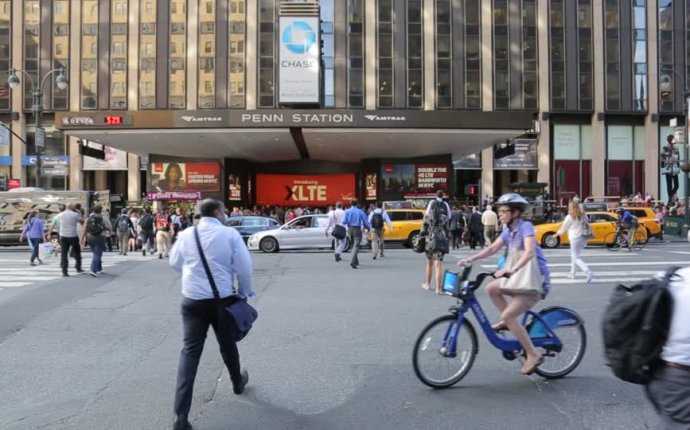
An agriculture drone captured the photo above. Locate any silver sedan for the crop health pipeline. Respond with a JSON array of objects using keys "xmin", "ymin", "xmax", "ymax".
[{"xmin": 247, "ymin": 214, "xmax": 348, "ymax": 253}]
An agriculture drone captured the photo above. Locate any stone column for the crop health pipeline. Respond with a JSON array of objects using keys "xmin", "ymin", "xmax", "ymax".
[
  {"xmin": 480, "ymin": 0, "xmax": 494, "ymax": 197},
  {"xmin": 645, "ymin": 0, "xmax": 659, "ymax": 198},
  {"xmin": 536, "ymin": 0, "xmax": 550, "ymax": 186},
  {"xmin": 245, "ymin": 0, "xmax": 258, "ymax": 109},
  {"xmin": 423, "ymin": 0, "xmax": 435, "ymax": 111},
  {"xmin": 127, "ymin": 153, "xmax": 140, "ymax": 202}
]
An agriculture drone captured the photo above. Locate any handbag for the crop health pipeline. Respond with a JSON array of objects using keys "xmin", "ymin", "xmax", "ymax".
[
  {"xmin": 500, "ymin": 246, "xmax": 544, "ymax": 295},
  {"xmin": 581, "ymin": 217, "xmax": 594, "ymax": 238},
  {"xmin": 413, "ymin": 235, "xmax": 426, "ymax": 253},
  {"xmin": 193, "ymin": 227, "xmax": 258, "ymax": 342},
  {"xmin": 331, "ymin": 224, "xmax": 346, "ymax": 240}
]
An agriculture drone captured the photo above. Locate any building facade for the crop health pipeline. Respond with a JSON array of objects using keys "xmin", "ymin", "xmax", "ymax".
[{"xmin": 0, "ymin": 0, "xmax": 686, "ymax": 206}]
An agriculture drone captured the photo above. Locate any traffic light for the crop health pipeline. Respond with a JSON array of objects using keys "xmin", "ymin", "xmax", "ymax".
[{"xmin": 464, "ymin": 184, "xmax": 478, "ymax": 195}]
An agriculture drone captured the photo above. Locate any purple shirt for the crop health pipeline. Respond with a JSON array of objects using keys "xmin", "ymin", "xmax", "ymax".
[
  {"xmin": 499, "ymin": 220, "xmax": 551, "ymax": 291},
  {"xmin": 22, "ymin": 217, "xmax": 45, "ymax": 239}
]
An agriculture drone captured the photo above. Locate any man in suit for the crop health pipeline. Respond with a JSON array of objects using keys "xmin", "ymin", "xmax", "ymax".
[
  {"xmin": 468, "ymin": 206, "xmax": 483, "ymax": 250},
  {"xmin": 449, "ymin": 206, "xmax": 464, "ymax": 250}
]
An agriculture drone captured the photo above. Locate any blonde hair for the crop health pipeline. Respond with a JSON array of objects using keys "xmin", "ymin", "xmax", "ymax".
[{"xmin": 568, "ymin": 201, "xmax": 584, "ymax": 220}]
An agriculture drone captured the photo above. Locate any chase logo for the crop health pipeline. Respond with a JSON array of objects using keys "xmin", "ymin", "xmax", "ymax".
[{"xmin": 282, "ymin": 21, "xmax": 316, "ymax": 54}]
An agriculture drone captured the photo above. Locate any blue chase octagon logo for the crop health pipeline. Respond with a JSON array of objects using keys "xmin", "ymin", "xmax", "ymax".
[{"xmin": 282, "ymin": 20, "xmax": 317, "ymax": 54}]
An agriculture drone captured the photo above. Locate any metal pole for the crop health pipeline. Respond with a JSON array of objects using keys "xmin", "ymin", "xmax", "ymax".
[
  {"xmin": 685, "ymin": 92, "xmax": 690, "ymax": 229},
  {"xmin": 33, "ymin": 91, "xmax": 41, "ymax": 188}
]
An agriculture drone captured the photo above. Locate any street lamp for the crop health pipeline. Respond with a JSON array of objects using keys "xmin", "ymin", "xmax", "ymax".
[{"xmin": 6, "ymin": 67, "xmax": 69, "ymax": 188}]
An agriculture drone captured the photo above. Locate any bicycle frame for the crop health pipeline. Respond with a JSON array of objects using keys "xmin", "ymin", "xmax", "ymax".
[{"xmin": 443, "ymin": 292, "xmax": 563, "ymax": 355}]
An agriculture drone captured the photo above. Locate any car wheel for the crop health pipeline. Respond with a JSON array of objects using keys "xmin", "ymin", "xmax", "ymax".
[
  {"xmin": 407, "ymin": 230, "xmax": 421, "ymax": 248},
  {"xmin": 542, "ymin": 233, "xmax": 560, "ymax": 248},
  {"xmin": 259, "ymin": 237, "xmax": 279, "ymax": 253}
]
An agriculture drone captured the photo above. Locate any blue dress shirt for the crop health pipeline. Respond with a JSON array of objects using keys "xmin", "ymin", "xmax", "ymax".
[
  {"xmin": 343, "ymin": 207, "xmax": 371, "ymax": 230},
  {"xmin": 22, "ymin": 217, "xmax": 45, "ymax": 239},
  {"xmin": 170, "ymin": 217, "xmax": 255, "ymax": 300}
]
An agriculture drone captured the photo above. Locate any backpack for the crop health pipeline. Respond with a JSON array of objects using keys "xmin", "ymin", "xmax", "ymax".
[
  {"xmin": 371, "ymin": 211, "xmax": 384, "ymax": 229},
  {"xmin": 432, "ymin": 201, "xmax": 447, "ymax": 227},
  {"xmin": 157, "ymin": 215, "xmax": 170, "ymax": 231},
  {"xmin": 86, "ymin": 214, "xmax": 105, "ymax": 235},
  {"xmin": 117, "ymin": 216, "xmax": 130, "ymax": 233},
  {"xmin": 602, "ymin": 267, "xmax": 678, "ymax": 384},
  {"xmin": 140, "ymin": 214, "xmax": 154, "ymax": 231}
]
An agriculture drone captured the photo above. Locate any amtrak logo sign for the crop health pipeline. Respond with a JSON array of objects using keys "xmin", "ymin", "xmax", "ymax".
[
  {"xmin": 281, "ymin": 21, "xmax": 316, "ymax": 55},
  {"xmin": 278, "ymin": 16, "xmax": 320, "ymax": 105}
]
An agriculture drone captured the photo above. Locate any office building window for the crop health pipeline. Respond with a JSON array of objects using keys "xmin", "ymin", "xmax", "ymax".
[
  {"xmin": 198, "ymin": 0, "xmax": 216, "ymax": 108},
  {"xmin": 80, "ymin": 0, "xmax": 98, "ymax": 109},
  {"xmin": 436, "ymin": 0, "xmax": 451, "ymax": 109},
  {"xmin": 522, "ymin": 0, "xmax": 537, "ymax": 109},
  {"xmin": 52, "ymin": 1, "xmax": 69, "ymax": 110},
  {"xmin": 465, "ymin": 0, "xmax": 481, "ymax": 109},
  {"xmin": 632, "ymin": 0, "xmax": 646, "ymax": 111},
  {"xmin": 0, "ymin": 0, "xmax": 9, "ymax": 111},
  {"xmin": 110, "ymin": 0, "xmax": 127, "ymax": 109},
  {"xmin": 322, "ymin": 0, "xmax": 335, "ymax": 107},
  {"xmin": 377, "ymin": 0, "xmax": 393, "ymax": 107},
  {"xmin": 493, "ymin": 0, "xmax": 509, "ymax": 109},
  {"xmin": 258, "ymin": 0, "xmax": 275, "ymax": 107},
  {"xmin": 228, "ymin": 0, "xmax": 246, "ymax": 107},
  {"xmin": 23, "ymin": 1, "xmax": 40, "ymax": 110},
  {"xmin": 407, "ymin": 0, "xmax": 422, "ymax": 108},
  {"xmin": 659, "ymin": 0, "xmax": 674, "ymax": 112},
  {"xmin": 604, "ymin": 0, "xmax": 620, "ymax": 110},
  {"xmin": 139, "ymin": 0, "xmax": 156, "ymax": 109},
  {"xmin": 578, "ymin": 0, "xmax": 593, "ymax": 110},
  {"xmin": 169, "ymin": 0, "xmax": 187, "ymax": 108},
  {"xmin": 347, "ymin": 0, "xmax": 364, "ymax": 108},
  {"xmin": 549, "ymin": 0, "xmax": 565, "ymax": 110}
]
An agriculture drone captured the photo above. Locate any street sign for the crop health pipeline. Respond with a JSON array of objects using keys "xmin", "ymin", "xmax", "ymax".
[
  {"xmin": 35, "ymin": 127, "xmax": 45, "ymax": 150},
  {"xmin": 670, "ymin": 118, "xmax": 678, "ymax": 128}
]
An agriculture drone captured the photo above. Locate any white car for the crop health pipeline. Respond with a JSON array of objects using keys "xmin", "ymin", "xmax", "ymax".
[{"xmin": 247, "ymin": 214, "xmax": 349, "ymax": 253}]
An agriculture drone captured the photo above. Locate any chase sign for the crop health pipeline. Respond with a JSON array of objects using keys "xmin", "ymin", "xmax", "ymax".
[{"xmin": 278, "ymin": 16, "xmax": 320, "ymax": 105}]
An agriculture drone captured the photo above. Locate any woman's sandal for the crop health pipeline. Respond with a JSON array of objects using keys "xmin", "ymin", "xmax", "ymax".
[
  {"xmin": 421, "ymin": 283, "xmax": 431, "ymax": 291},
  {"xmin": 521, "ymin": 356, "xmax": 545, "ymax": 376},
  {"xmin": 491, "ymin": 321, "xmax": 508, "ymax": 331}
]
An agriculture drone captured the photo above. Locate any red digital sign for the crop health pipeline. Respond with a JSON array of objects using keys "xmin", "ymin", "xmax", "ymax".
[
  {"xmin": 256, "ymin": 174, "xmax": 355, "ymax": 207},
  {"xmin": 104, "ymin": 115, "xmax": 123, "ymax": 125}
]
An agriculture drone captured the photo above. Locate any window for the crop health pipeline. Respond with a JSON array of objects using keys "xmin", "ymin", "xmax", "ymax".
[
  {"xmin": 632, "ymin": 0, "xmax": 646, "ymax": 111},
  {"xmin": 321, "ymin": 0, "xmax": 335, "ymax": 107},
  {"xmin": 348, "ymin": 0, "xmax": 364, "ymax": 107},
  {"xmin": 407, "ymin": 0, "xmax": 423, "ymax": 108},
  {"xmin": 139, "ymin": 0, "xmax": 156, "ymax": 109},
  {"xmin": 604, "ymin": 0, "xmax": 620, "ymax": 110},
  {"xmin": 80, "ymin": 0, "xmax": 98, "ymax": 110},
  {"xmin": 198, "ymin": 1, "xmax": 216, "ymax": 107},
  {"xmin": 578, "ymin": 0, "xmax": 593, "ymax": 110},
  {"xmin": 258, "ymin": 0, "xmax": 274, "ymax": 107},
  {"xmin": 465, "ymin": 0, "xmax": 481, "ymax": 108},
  {"xmin": 206, "ymin": 1, "xmax": 213, "ymax": 14},
  {"xmin": 549, "ymin": 0, "xmax": 565, "ymax": 110},
  {"xmin": 436, "ymin": 0, "xmax": 451, "ymax": 108},
  {"xmin": 377, "ymin": 0, "xmax": 394, "ymax": 107},
  {"xmin": 0, "ymin": 0, "xmax": 12, "ymax": 111},
  {"xmin": 169, "ymin": 2, "xmax": 187, "ymax": 108}
]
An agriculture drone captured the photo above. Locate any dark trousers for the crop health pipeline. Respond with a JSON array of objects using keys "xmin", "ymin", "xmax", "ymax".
[
  {"xmin": 141, "ymin": 229, "xmax": 155, "ymax": 250},
  {"xmin": 451, "ymin": 229, "xmax": 463, "ymax": 249},
  {"xmin": 646, "ymin": 366, "xmax": 690, "ymax": 428},
  {"xmin": 174, "ymin": 297, "xmax": 242, "ymax": 418},
  {"xmin": 87, "ymin": 235, "xmax": 106, "ymax": 273},
  {"xmin": 348, "ymin": 226, "xmax": 363, "ymax": 266},
  {"xmin": 29, "ymin": 237, "xmax": 43, "ymax": 262},
  {"xmin": 60, "ymin": 236, "xmax": 81, "ymax": 274},
  {"xmin": 665, "ymin": 174, "xmax": 679, "ymax": 201},
  {"xmin": 469, "ymin": 230, "xmax": 482, "ymax": 249}
]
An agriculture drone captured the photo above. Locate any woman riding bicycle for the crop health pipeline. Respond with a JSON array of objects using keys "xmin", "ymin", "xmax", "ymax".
[{"xmin": 457, "ymin": 193, "xmax": 551, "ymax": 375}]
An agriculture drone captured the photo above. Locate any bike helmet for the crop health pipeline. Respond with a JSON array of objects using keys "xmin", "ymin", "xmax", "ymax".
[{"xmin": 495, "ymin": 193, "xmax": 529, "ymax": 212}]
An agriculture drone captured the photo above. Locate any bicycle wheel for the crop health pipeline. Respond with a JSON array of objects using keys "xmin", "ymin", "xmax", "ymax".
[
  {"xmin": 604, "ymin": 232, "xmax": 625, "ymax": 251},
  {"xmin": 530, "ymin": 307, "xmax": 587, "ymax": 379},
  {"xmin": 632, "ymin": 229, "xmax": 647, "ymax": 250},
  {"xmin": 412, "ymin": 315, "xmax": 478, "ymax": 388}
]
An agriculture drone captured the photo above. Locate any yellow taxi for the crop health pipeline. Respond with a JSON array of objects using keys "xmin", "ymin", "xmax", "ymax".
[
  {"xmin": 535, "ymin": 211, "xmax": 647, "ymax": 248},
  {"xmin": 607, "ymin": 207, "xmax": 662, "ymax": 238},
  {"xmin": 380, "ymin": 209, "xmax": 426, "ymax": 247}
]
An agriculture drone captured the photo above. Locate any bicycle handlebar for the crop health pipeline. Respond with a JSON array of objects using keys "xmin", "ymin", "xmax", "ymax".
[{"xmin": 455, "ymin": 264, "xmax": 509, "ymax": 293}]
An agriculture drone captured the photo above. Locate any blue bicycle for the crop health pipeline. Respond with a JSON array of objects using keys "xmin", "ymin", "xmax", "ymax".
[{"xmin": 412, "ymin": 265, "xmax": 587, "ymax": 388}]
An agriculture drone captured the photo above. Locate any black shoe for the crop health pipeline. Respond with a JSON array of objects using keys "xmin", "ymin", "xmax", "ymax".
[
  {"xmin": 76, "ymin": 269, "xmax": 85, "ymax": 274},
  {"xmin": 350, "ymin": 263, "xmax": 358, "ymax": 269},
  {"xmin": 172, "ymin": 416, "xmax": 192, "ymax": 430},
  {"xmin": 62, "ymin": 273, "xmax": 69, "ymax": 277},
  {"xmin": 159, "ymin": 254, "xmax": 163, "ymax": 260},
  {"xmin": 372, "ymin": 255, "xmax": 377, "ymax": 260},
  {"xmin": 142, "ymin": 249, "xmax": 146, "ymax": 256},
  {"xmin": 379, "ymin": 254, "xmax": 384, "ymax": 258},
  {"xmin": 335, "ymin": 254, "xmax": 341, "ymax": 262},
  {"xmin": 232, "ymin": 370, "xmax": 249, "ymax": 395}
]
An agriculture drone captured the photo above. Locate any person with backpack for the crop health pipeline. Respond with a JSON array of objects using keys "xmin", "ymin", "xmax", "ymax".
[
  {"xmin": 139, "ymin": 208, "xmax": 156, "ymax": 256},
  {"xmin": 115, "ymin": 209, "xmax": 135, "ymax": 256},
  {"xmin": 367, "ymin": 201, "xmax": 392, "ymax": 260},
  {"xmin": 556, "ymin": 201, "xmax": 594, "ymax": 282},
  {"xmin": 617, "ymin": 206, "xmax": 639, "ymax": 252},
  {"xmin": 645, "ymin": 267, "xmax": 690, "ymax": 427},
  {"xmin": 80, "ymin": 204, "xmax": 111, "ymax": 277},
  {"xmin": 156, "ymin": 209, "xmax": 173, "ymax": 260},
  {"xmin": 420, "ymin": 191, "xmax": 451, "ymax": 293},
  {"xmin": 457, "ymin": 193, "xmax": 551, "ymax": 375}
]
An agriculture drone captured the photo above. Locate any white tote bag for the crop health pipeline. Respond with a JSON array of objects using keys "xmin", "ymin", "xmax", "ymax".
[{"xmin": 499, "ymin": 246, "xmax": 543, "ymax": 295}]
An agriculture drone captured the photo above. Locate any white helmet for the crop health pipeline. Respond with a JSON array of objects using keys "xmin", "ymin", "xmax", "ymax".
[{"xmin": 495, "ymin": 193, "xmax": 529, "ymax": 212}]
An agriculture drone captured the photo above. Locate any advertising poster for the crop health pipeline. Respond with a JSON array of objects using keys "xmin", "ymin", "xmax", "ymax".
[
  {"xmin": 278, "ymin": 16, "xmax": 321, "ymax": 104},
  {"xmin": 256, "ymin": 174, "xmax": 355, "ymax": 206},
  {"xmin": 365, "ymin": 173, "xmax": 377, "ymax": 200},
  {"xmin": 146, "ymin": 191, "xmax": 202, "ymax": 201},
  {"xmin": 414, "ymin": 164, "xmax": 449, "ymax": 198},
  {"xmin": 453, "ymin": 153, "xmax": 481, "ymax": 169},
  {"xmin": 149, "ymin": 162, "xmax": 220, "ymax": 192},
  {"xmin": 381, "ymin": 164, "xmax": 416, "ymax": 194},
  {"xmin": 494, "ymin": 139, "xmax": 538, "ymax": 170},
  {"xmin": 83, "ymin": 146, "xmax": 128, "ymax": 171},
  {"xmin": 228, "ymin": 174, "xmax": 241, "ymax": 201}
]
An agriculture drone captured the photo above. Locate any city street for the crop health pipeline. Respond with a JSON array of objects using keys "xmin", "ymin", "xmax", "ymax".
[{"xmin": 0, "ymin": 239, "xmax": 686, "ymax": 430}]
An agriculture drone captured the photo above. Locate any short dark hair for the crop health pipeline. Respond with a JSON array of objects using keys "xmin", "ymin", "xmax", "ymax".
[
  {"xmin": 350, "ymin": 198, "xmax": 359, "ymax": 207},
  {"xmin": 335, "ymin": 201, "xmax": 343, "ymax": 209},
  {"xmin": 436, "ymin": 190, "xmax": 444, "ymax": 199},
  {"xmin": 376, "ymin": 201, "xmax": 382, "ymax": 208},
  {"xmin": 200, "ymin": 198, "xmax": 224, "ymax": 217},
  {"xmin": 92, "ymin": 205, "xmax": 103, "ymax": 214}
]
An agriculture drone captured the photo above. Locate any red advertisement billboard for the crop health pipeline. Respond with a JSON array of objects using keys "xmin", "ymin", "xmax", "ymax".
[
  {"xmin": 149, "ymin": 162, "xmax": 220, "ymax": 192},
  {"xmin": 414, "ymin": 164, "xmax": 449, "ymax": 197},
  {"xmin": 256, "ymin": 174, "xmax": 355, "ymax": 206}
]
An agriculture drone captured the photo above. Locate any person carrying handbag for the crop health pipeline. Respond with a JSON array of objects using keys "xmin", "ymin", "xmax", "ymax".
[
  {"xmin": 457, "ymin": 193, "xmax": 551, "ymax": 376},
  {"xmin": 169, "ymin": 199, "xmax": 254, "ymax": 430},
  {"xmin": 556, "ymin": 201, "xmax": 594, "ymax": 282}
]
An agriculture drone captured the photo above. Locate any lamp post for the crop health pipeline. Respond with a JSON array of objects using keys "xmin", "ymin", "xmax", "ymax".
[{"xmin": 6, "ymin": 68, "xmax": 68, "ymax": 188}]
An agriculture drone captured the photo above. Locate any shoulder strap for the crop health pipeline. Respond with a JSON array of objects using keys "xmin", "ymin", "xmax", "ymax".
[
  {"xmin": 193, "ymin": 227, "xmax": 220, "ymax": 300},
  {"xmin": 663, "ymin": 266, "xmax": 681, "ymax": 282}
]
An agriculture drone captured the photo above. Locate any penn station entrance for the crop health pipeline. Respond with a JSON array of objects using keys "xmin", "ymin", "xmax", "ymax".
[{"xmin": 55, "ymin": 109, "xmax": 538, "ymax": 208}]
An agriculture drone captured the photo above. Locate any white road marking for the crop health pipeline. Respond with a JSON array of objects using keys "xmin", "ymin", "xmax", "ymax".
[{"xmin": 480, "ymin": 260, "xmax": 689, "ymax": 268}]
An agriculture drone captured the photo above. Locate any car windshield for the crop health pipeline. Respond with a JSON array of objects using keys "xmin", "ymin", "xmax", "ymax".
[{"xmin": 243, "ymin": 218, "xmax": 267, "ymax": 227}]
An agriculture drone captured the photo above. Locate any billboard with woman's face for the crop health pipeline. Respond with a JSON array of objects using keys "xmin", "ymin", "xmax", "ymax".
[{"xmin": 149, "ymin": 162, "xmax": 220, "ymax": 192}]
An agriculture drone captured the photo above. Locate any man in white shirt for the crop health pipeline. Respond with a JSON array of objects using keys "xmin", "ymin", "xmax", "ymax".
[
  {"xmin": 325, "ymin": 201, "xmax": 347, "ymax": 262},
  {"xmin": 368, "ymin": 201, "xmax": 393, "ymax": 260},
  {"xmin": 481, "ymin": 205, "xmax": 499, "ymax": 246},
  {"xmin": 646, "ymin": 266, "xmax": 690, "ymax": 428},
  {"xmin": 169, "ymin": 199, "xmax": 254, "ymax": 430},
  {"xmin": 55, "ymin": 204, "xmax": 84, "ymax": 277}
]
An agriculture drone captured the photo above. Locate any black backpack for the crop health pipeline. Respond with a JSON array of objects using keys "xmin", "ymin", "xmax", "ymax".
[
  {"xmin": 140, "ymin": 214, "xmax": 154, "ymax": 231},
  {"xmin": 371, "ymin": 211, "xmax": 384, "ymax": 229},
  {"xmin": 86, "ymin": 214, "xmax": 105, "ymax": 235},
  {"xmin": 602, "ymin": 267, "xmax": 678, "ymax": 384}
]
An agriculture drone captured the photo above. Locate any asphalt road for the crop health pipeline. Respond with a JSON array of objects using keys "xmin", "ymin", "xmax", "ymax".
[{"xmin": 0, "ymin": 239, "xmax": 686, "ymax": 430}]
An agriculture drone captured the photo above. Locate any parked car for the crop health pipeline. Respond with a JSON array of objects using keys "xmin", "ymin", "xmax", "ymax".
[
  {"xmin": 606, "ymin": 207, "xmax": 661, "ymax": 238},
  {"xmin": 225, "ymin": 216, "xmax": 281, "ymax": 243},
  {"xmin": 535, "ymin": 211, "xmax": 647, "ymax": 248},
  {"xmin": 381, "ymin": 209, "xmax": 425, "ymax": 247},
  {"xmin": 247, "ymin": 214, "xmax": 348, "ymax": 253}
]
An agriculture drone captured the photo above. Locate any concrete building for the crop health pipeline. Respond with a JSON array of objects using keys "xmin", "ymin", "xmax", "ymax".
[{"xmin": 0, "ymin": 0, "xmax": 686, "ymax": 207}]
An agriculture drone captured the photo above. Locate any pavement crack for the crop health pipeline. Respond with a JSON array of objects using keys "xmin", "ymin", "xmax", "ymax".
[{"xmin": 33, "ymin": 412, "xmax": 80, "ymax": 429}]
